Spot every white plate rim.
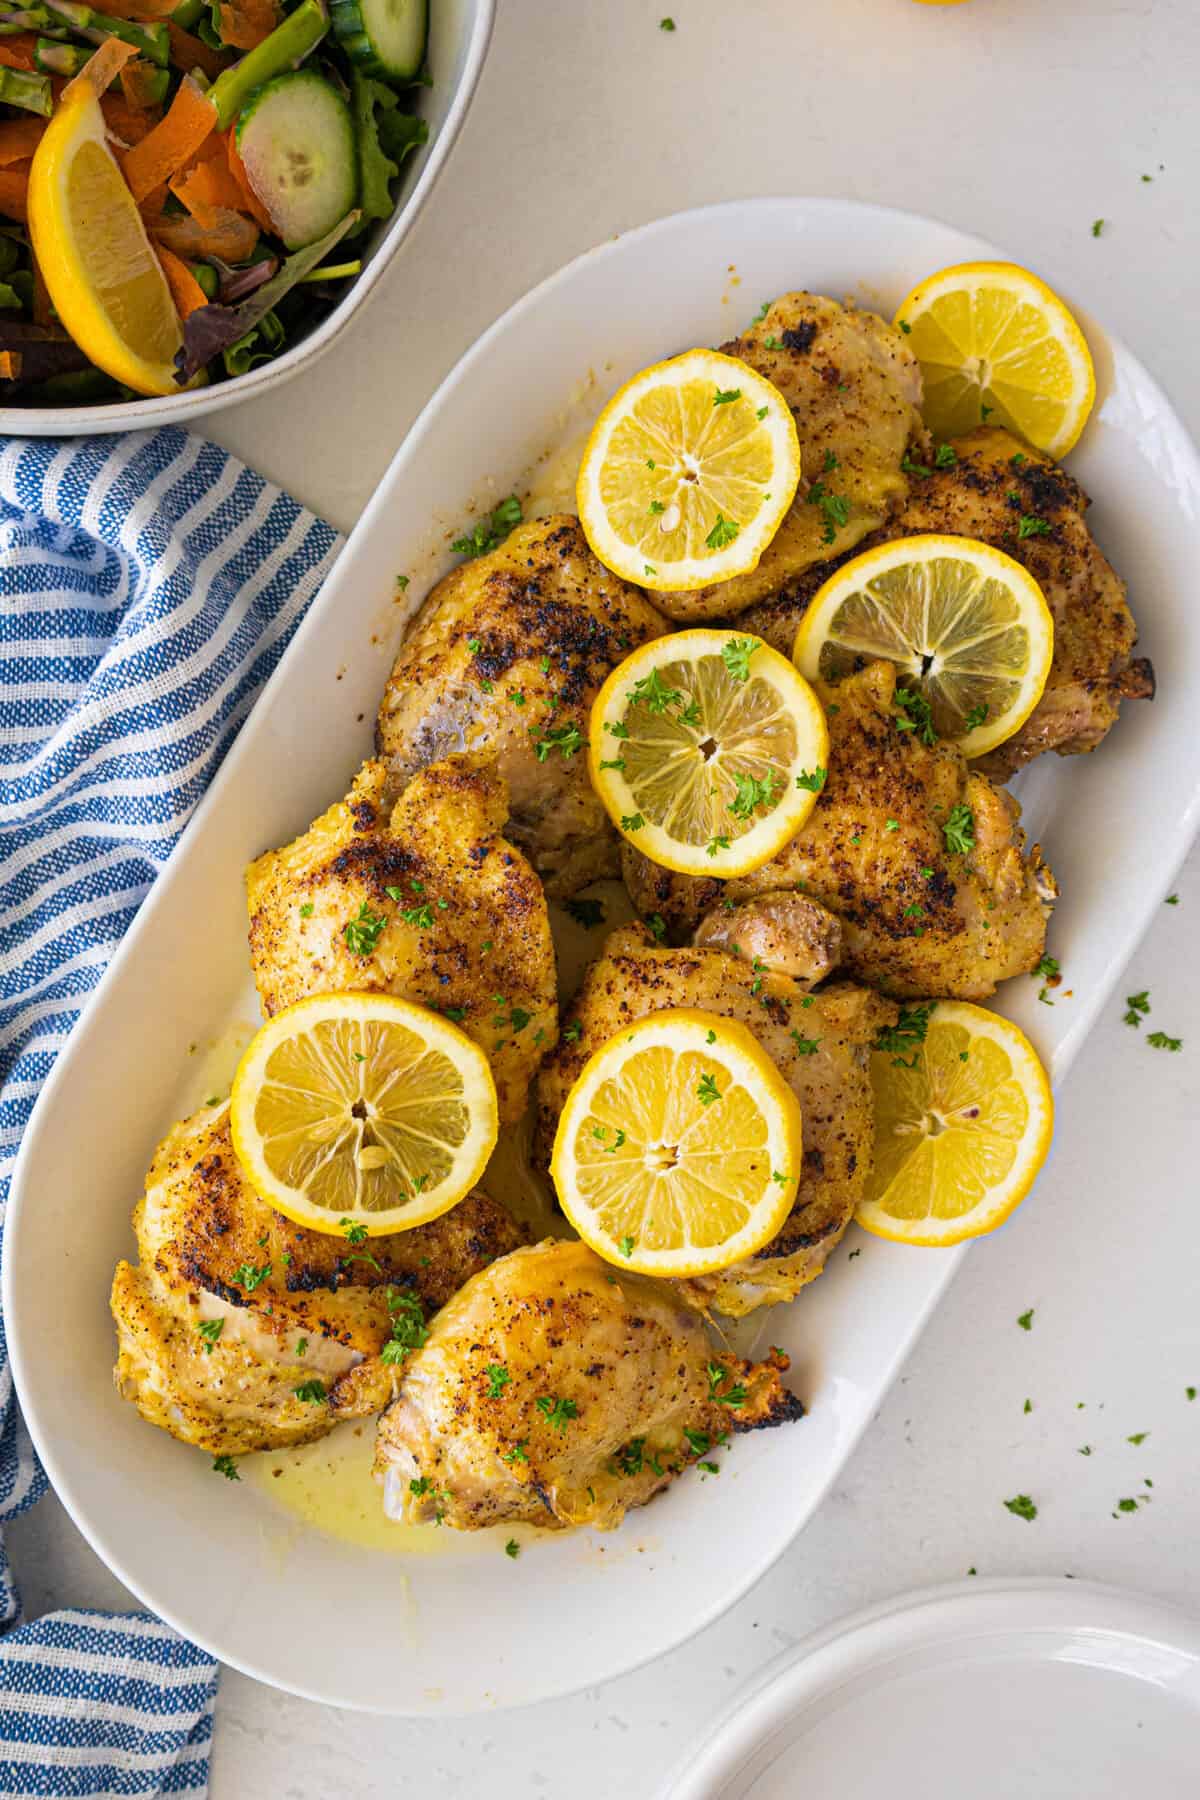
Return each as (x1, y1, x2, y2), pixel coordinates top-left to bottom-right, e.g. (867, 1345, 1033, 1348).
(664, 1576, 1200, 1799)
(6, 197, 1200, 1711)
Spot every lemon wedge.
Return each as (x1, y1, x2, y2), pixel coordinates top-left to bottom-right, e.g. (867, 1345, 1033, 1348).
(230, 993, 498, 1236)
(550, 1009, 801, 1276)
(895, 260, 1095, 457)
(792, 533, 1053, 758)
(28, 81, 193, 398)
(858, 999, 1053, 1245)
(576, 348, 801, 591)
(589, 627, 828, 876)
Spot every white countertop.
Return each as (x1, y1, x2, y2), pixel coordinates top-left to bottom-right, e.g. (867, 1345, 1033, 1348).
(10, 0, 1200, 1792)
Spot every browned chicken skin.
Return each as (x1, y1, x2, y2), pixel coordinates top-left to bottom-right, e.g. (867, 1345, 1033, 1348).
(739, 427, 1153, 777)
(373, 1238, 803, 1530)
(245, 755, 556, 1124)
(110, 1107, 526, 1456)
(375, 514, 669, 896)
(659, 293, 926, 622)
(535, 924, 897, 1316)
(623, 661, 1056, 1000)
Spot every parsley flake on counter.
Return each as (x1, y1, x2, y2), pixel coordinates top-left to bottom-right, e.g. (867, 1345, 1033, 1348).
(536, 1396, 579, 1433)
(659, 14, 675, 28)
(294, 1379, 327, 1404)
(1115, 1497, 1140, 1514)
(1147, 1031, 1182, 1051)
(1187, 1387, 1196, 1401)
(344, 902, 387, 956)
(1127, 1432, 1149, 1446)
(485, 1363, 510, 1398)
(1003, 1494, 1038, 1521)
(1166, 893, 1179, 905)
(721, 636, 757, 681)
(505, 1539, 521, 1558)
(697, 1072, 721, 1106)
(1024, 1398, 1032, 1414)
(212, 1455, 240, 1480)
(706, 512, 740, 550)
(196, 1319, 224, 1354)
(451, 496, 522, 560)
(795, 766, 827, 793)
(1017, 1308, 1034, 1331)
(1092, 218, 1105, 237)
(1124, 990, 1151, 1026)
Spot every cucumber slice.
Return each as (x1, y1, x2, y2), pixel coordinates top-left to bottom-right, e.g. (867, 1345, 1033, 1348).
(330, 0, 426, 83)
(236, 71, 357, 252)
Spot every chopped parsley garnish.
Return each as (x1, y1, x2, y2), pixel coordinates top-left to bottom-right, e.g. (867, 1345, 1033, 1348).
(1017, 514, 1051, 540)
(706, 834, 731, 857)
(902, 902, 925, 920)
(619, 1235, 636, 1257)
(795, 766, 827, 793)
(706, 1362, 747, 1408)
(1147, 1031, 1182, 1051)
(872, 1003, 933, 1069)
(502, 1441, 528, 1463)
(772, 1170, 791, 1186)
(629, 667, 683, 713)
(943, 802, 976, 856)
(884, 818, 899, 831)
(451, 495, 522, 559)
(728, 769, 780, 820)
(808, 480, 850, 544)
(536, 1395, 579, 1433)
(705, 512, 740, 550)
(196, 1319, 224, 1354)
(789, 1031, 820, 1056)
(697, 1461, 720, 1474)
(1123, 990, 1150, 1026)
(212, 1455, 240, 1480)
(647, 912, 667, 942)
(963, 702, 989, 732)
(1004, 1494, 1037, 1521)
(721, 637, 757, 681)
(605, 1130, 628, 1155)
(705, 1028, 716, 1044)
(232, 1261, 271, 1293)
(893, 685, 937, 745)
(485, 1362, 510, 1398)
(1033, 954, 1059, 984)
(294, 1379, 327, 1404)
(697, 1072, 721, 1105)
(901, 453, 932, 479)
(563, 1021, 582, 1042)
(935, 443, 957, 468)
(409, 1476, 434, 1496)
(381, 1290, 429, 1365)
(620, 812, 646, 833)
(565, 897, 606, 928)
(466, 637, 481, 653)
(1017, 1308, 1034, 1331)
(340, 1218, 369, 1245)
(530, 722, 585, 763)
(296, 1337, 308, 1356)
(648, 500, 665, 514)
(898, 319, 912, 334)
(684, 1428, 711, 1456)
(713, 386, 741, 406)
(344, 902, 387, 956)
(299, 902, 314, 918)
(751, 300, 771, 324)
(505, 1539, 520, 1558)
(400, 902, 435, 929)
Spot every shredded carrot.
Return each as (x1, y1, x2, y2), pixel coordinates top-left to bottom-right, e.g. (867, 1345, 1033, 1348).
(0, 118, 45, 166)
(0, 37, 38, 73)
(150, 206, 259, 263)
(170, 139, 247, 228)
(120, 75, 217, 205)
(63, 37, 140, 103)
(166, 21, 232, 84)
(101, 93, 159, 146)
(225, 125, 274, 234)
(157, 245, 209, 321)
(0, 351, 23, 380)
(216, 0, 278, 51)
(0, 170, 28, 222)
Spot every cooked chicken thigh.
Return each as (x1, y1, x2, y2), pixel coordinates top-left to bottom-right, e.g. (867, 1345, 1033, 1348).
(375, 515, 668, 896)
(246, 755, 556, 1123)
(373, 1237, 803, 1529)
(658, 293, 925, 622)
(111, 1105, 525, 1456)
(535, 925, 896, 1316)
(624, 661, 1055, 1000)
(740, 427, 1153, 777)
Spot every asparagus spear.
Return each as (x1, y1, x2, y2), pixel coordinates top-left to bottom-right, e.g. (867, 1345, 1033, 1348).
(35, 35, 85, 73)
(41, 0, 169, 65)
(0, 64, 51, 114)
(208, 0, 328, 130)
(170, 0, 205, 26)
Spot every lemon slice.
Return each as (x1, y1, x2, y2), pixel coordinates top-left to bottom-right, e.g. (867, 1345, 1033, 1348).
(230, 994, 498, 1236)
(589, 628, 828, 876)
(576, 348, 801, 591)
(550, 1009, 801, 1276)
(27, 81, 193, 398)
(895, 260, 1095, 457)
(792, 534, 1053, 757)
(858, 1000, 1053, 1245)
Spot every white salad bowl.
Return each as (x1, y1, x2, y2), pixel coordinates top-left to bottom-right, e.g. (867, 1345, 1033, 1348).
(0, 0, 494, 437)
(6, 198, 1200, 1714)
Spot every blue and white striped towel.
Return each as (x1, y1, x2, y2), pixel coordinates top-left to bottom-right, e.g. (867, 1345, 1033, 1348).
(0, 429, 343, 1796)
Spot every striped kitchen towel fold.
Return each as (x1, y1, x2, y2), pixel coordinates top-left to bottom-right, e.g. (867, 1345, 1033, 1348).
(0, 427, 344, 1797)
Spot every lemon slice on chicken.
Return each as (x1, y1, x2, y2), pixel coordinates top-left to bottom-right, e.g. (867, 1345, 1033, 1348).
(792, 534, 1053, 758)
(576, 348, 801, 590)
(894, 260, 1095, 457)
(859, 1000, 1053, 1245)
(589, 628, 829, 876)
(550, 1010, 802, 1277)
(230, 994, 498, 1236)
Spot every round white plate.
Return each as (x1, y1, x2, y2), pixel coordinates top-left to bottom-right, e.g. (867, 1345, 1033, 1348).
(666, 1580, 1200, 1798)
(9, 199, 1200, 1714)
